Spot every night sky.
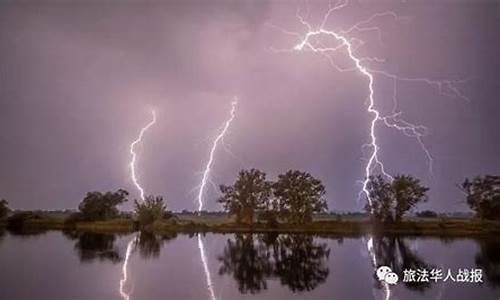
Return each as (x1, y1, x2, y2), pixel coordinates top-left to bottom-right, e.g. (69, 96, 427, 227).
(0, 0, 498, 212)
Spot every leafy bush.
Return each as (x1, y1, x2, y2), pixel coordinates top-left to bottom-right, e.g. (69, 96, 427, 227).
(134, 196, 167, 226)
(6, 211, 42, 229)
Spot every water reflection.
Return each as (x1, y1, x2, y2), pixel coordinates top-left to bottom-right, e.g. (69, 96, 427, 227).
(63, 230, 122, 263)
(1, 230, 500, 299)
(475, 238, 500, 287)
(61, 230, 179, 263)
(218, 233, 330, 294)
(0, 227, 5, 244)
(371, 236, 433, 292)
(6, 227, 50, 237)
(120, 237, 136, 300)
(136, 231, 177, 259)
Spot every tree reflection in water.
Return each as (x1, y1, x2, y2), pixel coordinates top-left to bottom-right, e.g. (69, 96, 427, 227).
(273, 235, 330, 292)
(0, 227, 4, 245)
(371, 236, 433, 292)
(63, 231, 122, 263)
(62, 230, 179, 263)
(135, 231, 177, 259)
(475, 238, 500, 287)
(218, 233, 330, 294)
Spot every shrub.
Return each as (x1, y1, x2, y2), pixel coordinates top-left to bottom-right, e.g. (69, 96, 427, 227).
(134, 196, 167, 226)
(6, 211, 42, 230)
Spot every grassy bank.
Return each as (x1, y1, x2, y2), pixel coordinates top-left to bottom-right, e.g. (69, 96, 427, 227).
(2, 216, 135, 233)
(147, 216, 500, 237)
(3, 214, 500, 236)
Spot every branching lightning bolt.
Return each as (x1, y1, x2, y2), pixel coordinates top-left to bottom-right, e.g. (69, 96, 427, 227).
(270, 1, 469, 299)
(129, 110, 156, 201)
(270, 0, 468, 207)
(197, 99, 238, 212)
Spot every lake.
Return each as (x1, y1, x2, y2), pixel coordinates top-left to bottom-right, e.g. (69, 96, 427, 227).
(0, 229, 499, 300)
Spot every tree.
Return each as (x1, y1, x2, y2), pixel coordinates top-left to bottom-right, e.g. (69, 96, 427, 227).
(0, 199, 9, 220)
(460, 175, 500, 220)
(365, 175, 428, 223)
(218, 169, 272, 224)
(392, 175, 429, 222)
(273, 170, 327, 224)
(365, 175, 393, 222)
(78, 189, 129, 221)
(134, 195, 167, 226)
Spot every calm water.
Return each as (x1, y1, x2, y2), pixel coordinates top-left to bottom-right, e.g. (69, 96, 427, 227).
(0, 229, 499, 300)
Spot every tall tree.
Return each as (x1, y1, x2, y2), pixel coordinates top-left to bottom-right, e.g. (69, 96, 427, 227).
(460, 175, 500, 220)
(78, 189, 129, 221)
(218, 169, 272, 224)
(393, 175, 429, 222)
(364, 175, 393, 222)
(273, 170, 327, 224)
(365, 175, 428, 223)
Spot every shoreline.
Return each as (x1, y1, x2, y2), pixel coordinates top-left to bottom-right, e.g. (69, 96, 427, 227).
(2, 216, 500, 237)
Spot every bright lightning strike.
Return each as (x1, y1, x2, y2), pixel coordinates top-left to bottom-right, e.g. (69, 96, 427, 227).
(195, 98, 238, 300)
(271, 2, 469, 299)
(270, 0, 468, 208)
(197, 99, 238, 212)
(119, 237, 135, 300)
(129, 110, 156, 201)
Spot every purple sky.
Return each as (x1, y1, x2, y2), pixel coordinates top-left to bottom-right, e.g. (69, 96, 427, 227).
(0, 1, 498, 212)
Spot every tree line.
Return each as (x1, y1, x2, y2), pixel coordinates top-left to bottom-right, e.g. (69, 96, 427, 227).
(0, 173, 499, 226)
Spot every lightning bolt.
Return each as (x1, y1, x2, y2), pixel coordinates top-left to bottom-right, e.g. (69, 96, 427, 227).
(270, 1, 469, 299)
(195, 98, 238, 300)
(129, 110, 156, 201)
(119, 237, 136, 300)
(197, 99, 238, 212)
(270, 1, 468, 207)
